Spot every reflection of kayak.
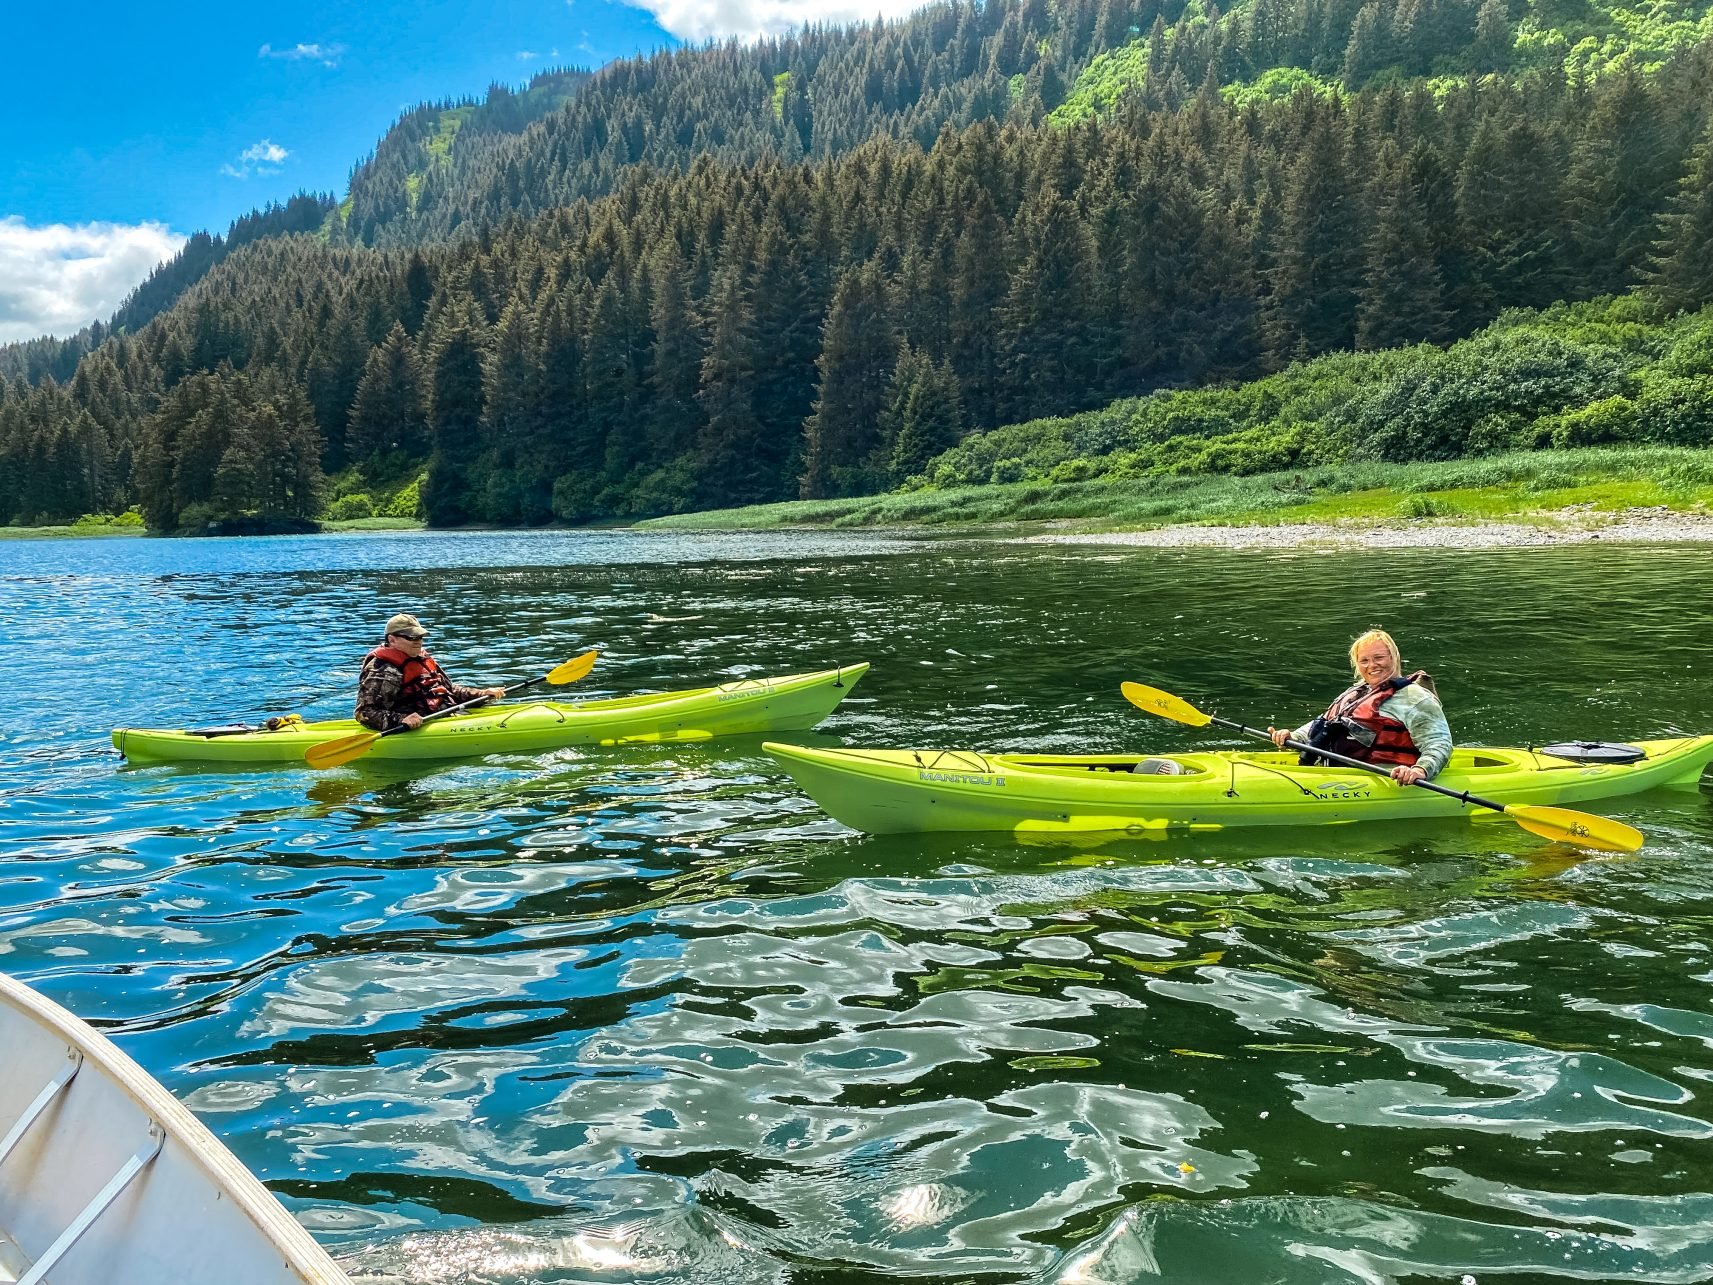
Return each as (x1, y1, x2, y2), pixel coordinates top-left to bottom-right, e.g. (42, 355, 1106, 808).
(763, 736, 1713, 836)
(114, 664, 868, 765)
(0, 971, 351, 1284)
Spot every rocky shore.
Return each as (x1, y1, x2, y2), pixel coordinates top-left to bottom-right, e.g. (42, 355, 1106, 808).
(1022, 507, 1713, 550)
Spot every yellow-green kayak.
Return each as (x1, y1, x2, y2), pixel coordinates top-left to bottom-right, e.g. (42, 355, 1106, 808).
(114, 663, 868, 765)
(763, 735, 1713, 836)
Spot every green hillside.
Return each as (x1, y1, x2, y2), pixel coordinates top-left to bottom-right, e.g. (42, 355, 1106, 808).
(3, 0, 1712, 534)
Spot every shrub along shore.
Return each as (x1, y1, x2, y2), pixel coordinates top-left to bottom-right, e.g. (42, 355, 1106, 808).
(638, 446, 1713, 537)
(13, 445, 1713, 541)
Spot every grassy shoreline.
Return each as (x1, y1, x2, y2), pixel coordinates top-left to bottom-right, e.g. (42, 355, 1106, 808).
(637, 447, 1713, 533)
(1, 516, 427, 540)
(0, 522, 146, 540)
(10, 450, 1712, 541)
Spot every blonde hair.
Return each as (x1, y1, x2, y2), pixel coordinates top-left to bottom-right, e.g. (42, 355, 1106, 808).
(1349, 628, 1402, 682)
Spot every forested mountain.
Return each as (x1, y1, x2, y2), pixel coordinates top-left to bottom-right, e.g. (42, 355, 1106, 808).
(0, 195, 334, 387)
(4, 0, 1713, 531)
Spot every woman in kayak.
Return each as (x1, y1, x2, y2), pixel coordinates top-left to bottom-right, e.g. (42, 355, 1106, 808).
(355, 612, 504, 731)
(1269, 628, 1452, 784)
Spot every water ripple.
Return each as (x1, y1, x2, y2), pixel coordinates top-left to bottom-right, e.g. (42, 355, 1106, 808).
(3, 533, 1712, 1282)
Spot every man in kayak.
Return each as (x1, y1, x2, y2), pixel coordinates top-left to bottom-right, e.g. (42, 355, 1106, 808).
(355, 613, 505, 731)
(1268, 628, 1452, 784)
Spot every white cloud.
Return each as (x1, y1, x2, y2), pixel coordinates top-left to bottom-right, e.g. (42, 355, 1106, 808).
(0, 216, 185, 343)
(517, 47, 560, 60)
(259, 42, 345, 67)
(222, 139, 291, 179)
(618, 0, 926, 42)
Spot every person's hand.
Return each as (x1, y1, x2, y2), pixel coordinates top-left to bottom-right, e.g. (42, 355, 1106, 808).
(1391, 765, 1426, 785)
(484, 687, 506, 700)
(402, 713, 424, 729)
(1268, 726, 1290, 748)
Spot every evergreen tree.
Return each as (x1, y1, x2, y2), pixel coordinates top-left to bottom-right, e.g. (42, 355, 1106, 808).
(1470, 0, 1511, 73)
(801, 262, 898, 498)
(423, 311, 487, 526)
(749, 210, 821, 492)
(1356, 143, 1449, 348)
(1264, 104, 1363, 364)
(888, 351, 965, 482)
(999, 194, 1097, 422)
(1567, 63, 1676, 293)
(694, 260, 771, 507)
(481, 297, 544, 521)
(347, 323, 429, 463)
(644, 240, 705, 465)
(1650, 117, 1713, 315)
(1457, 112, 1567, 314)
(949, 188, 1009, 430)
(401, 252, 435, 336)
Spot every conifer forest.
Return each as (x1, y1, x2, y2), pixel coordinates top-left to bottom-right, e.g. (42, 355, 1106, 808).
(4, 0, 1713, 531)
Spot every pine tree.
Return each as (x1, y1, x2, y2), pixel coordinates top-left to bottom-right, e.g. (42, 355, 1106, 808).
(1650, 117, 1713, 315)
(1457, 112, 1567, 314)
(694, 260, 771, 507)
(347, 323, 429, 464)
(999, 194, 1096, 422)
(1263, 105, 1363, 364)
(1356, 143, 1449, 349)
(1470, 0, 1511, 73)
(749, 211, 821, 493)
(423, 311, 487, 526)
(800, 262, 898, 499)
(889, 352, 965, 482)
(581, 275, 636, 497)
(1567, 63, 1676, 294)
(304, 304, 367, 473)
(401, 252, 435, 336)
(644, 240, 704, 464)
(949, 188, 1009, 430)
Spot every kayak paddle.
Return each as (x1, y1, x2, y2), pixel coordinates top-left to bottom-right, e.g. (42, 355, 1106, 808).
(305, 649, 599, 770)
(1120, 680, 1645, 853)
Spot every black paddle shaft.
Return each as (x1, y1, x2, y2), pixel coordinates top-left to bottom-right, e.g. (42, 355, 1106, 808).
(1210, 712, 1509, 815)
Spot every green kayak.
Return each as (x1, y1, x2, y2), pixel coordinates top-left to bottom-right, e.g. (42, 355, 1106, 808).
(763, 734, 1713, 836)
(114, 663, 868, 765)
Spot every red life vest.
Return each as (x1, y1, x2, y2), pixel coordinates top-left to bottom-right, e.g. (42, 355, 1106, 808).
(1318, 673, 1427, 766)
(367, 646, 458, 715)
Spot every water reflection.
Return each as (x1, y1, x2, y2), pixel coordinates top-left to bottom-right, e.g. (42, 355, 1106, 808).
(2, 533, 1712, 1282)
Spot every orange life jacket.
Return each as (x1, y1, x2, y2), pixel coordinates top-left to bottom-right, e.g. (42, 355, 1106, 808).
(367, 646, 458, 715)
(1310, 672, 1431, 767)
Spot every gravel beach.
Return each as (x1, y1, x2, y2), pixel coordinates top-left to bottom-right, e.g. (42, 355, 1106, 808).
(1021, 508, 1713, 550)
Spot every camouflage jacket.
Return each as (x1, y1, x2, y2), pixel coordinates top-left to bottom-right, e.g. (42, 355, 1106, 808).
(354, 652, 488, 731)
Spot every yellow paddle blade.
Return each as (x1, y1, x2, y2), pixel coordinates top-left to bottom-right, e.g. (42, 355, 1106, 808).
(1121, 681, 1212, 727)
(1506, 804, 1644, 854)
(304, 731, 379, 770)
(546, 649, 598, 685)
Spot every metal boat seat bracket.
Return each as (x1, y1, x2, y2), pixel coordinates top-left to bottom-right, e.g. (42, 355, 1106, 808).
(16, 1123, 165, 1285)
(0, 1048, 82, 1168)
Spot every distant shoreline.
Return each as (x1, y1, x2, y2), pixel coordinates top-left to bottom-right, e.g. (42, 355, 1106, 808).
(0, 517, 426, 541)
(8, 507, 1712, 548)
(1020, 510, 1713, 549)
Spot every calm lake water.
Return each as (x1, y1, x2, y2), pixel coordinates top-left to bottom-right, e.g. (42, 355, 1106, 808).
(2, 529, 1712, 1284)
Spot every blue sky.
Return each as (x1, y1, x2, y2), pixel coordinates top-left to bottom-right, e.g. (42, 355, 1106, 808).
(6, 0, 675, 235)
(1, 0, 928, 343)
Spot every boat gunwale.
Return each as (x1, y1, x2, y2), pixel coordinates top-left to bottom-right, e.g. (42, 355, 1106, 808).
(0, 971, 350, 1283)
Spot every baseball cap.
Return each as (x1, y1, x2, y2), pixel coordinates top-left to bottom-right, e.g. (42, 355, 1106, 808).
(385, 612, 429, 639)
